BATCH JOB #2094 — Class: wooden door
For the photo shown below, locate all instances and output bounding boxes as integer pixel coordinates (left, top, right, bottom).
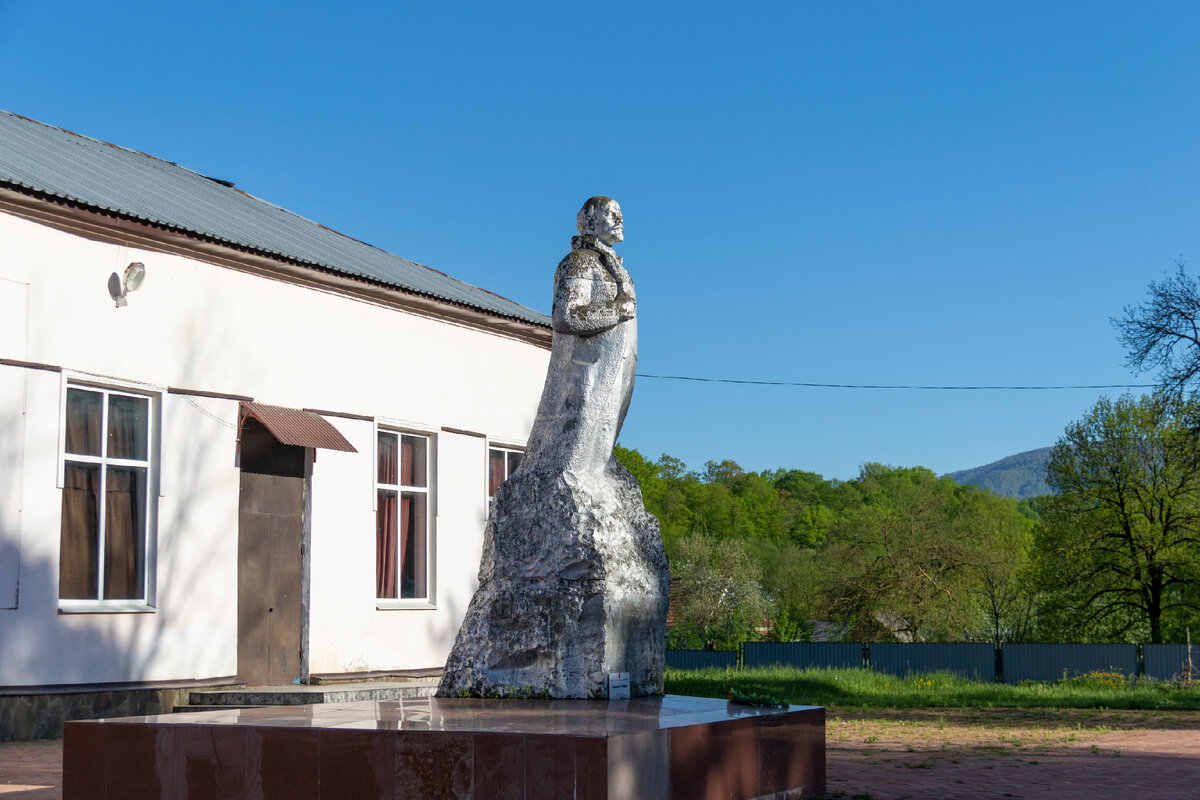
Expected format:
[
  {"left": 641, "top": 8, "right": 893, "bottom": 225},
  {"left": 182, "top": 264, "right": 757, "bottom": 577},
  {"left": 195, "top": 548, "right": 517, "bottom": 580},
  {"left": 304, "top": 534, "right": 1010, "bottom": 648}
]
[{"left": 237, "top": 418, "right": 306, "bottom": 686}]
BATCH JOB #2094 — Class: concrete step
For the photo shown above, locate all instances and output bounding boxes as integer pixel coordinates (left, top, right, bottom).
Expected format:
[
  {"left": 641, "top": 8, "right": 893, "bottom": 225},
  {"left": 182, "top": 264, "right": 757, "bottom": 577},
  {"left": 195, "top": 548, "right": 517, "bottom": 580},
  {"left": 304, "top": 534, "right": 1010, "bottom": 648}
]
[
  {"left": 308, "top": 668, "right": 442, "bottom": 686},
  {"left": 188, "top": 679, "right": 440, "bottom": 707},
  {"left": 172, "top": 704, "right": 259, "bottom": 713}
]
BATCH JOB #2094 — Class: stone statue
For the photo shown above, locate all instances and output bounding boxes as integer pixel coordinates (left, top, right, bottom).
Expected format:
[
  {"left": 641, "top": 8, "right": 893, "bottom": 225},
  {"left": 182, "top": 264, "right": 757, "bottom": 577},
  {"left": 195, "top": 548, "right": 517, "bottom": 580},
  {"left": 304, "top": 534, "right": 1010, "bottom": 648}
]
[
  {"left": 438, "top": 197, "right": 669, "bottom": 699},
  {"left": 524, "top": 196, "right": 637, "bottom": 473}
]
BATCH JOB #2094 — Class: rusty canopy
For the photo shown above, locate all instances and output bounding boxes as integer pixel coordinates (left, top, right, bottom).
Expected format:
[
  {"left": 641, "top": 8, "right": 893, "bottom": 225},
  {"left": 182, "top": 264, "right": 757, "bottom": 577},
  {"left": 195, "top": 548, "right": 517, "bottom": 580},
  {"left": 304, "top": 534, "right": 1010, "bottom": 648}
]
[{"left": 239, "top": 402, "right": 357, "bottom": 452}]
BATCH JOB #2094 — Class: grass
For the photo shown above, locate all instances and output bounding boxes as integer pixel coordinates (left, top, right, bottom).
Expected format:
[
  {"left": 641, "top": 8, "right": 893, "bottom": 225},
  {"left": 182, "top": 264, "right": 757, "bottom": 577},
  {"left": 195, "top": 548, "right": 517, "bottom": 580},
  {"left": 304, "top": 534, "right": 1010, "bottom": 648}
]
[{"left": 664, "top": 665, "right": 1200, "bottom": 711}]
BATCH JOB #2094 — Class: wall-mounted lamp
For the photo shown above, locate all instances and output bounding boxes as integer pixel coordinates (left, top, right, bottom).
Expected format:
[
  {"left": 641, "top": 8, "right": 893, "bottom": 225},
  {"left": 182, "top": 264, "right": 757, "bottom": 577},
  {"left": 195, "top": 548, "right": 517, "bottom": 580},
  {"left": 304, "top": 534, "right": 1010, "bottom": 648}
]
[{"left": 108, "top": 262, "right": 147, "bottom": 307}]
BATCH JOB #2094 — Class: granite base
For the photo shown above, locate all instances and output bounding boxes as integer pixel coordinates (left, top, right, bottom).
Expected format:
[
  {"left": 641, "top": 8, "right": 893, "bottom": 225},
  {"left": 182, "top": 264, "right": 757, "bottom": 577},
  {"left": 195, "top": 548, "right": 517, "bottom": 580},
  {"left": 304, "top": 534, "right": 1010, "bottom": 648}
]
[{"left": 63, "top": 694, "right": 825, "bottom": 799}]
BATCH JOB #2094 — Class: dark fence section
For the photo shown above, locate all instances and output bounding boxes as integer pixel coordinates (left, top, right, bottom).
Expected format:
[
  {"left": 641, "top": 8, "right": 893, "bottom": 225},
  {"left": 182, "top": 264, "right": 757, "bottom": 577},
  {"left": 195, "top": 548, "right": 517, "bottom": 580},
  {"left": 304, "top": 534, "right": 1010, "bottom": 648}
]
[
  {"left": 869, "top": 643, "right": 994, "bottom": 680},
  {"left": 1002, "top": 643, "right": 1138, "bottom": 684},
  {"left": 665, "top": 650, "right": 738, "bottom": 670},
  {"left": 667, "top": 640, "right": 1193, "bottom": 683},
  {"left": 743, "top": 642, "right": 864, "bottom": 670},
  {"left": 1143, "top": 644, "right": 1193, "bottom": 680}
]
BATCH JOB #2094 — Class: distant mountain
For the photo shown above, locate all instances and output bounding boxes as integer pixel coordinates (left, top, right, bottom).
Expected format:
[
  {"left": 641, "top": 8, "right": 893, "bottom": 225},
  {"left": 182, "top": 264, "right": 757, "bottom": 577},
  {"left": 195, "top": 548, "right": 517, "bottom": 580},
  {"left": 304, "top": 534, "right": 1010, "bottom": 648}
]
[{"left": 946, "top": 447, "right": 1054, "bottom": 500}]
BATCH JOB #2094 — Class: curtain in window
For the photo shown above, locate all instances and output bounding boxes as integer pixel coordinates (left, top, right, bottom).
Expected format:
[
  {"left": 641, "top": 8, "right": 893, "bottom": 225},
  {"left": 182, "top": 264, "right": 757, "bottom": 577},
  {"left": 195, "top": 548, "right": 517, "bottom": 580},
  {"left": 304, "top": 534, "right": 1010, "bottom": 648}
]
[
  {"left": 400, "top": 492, "right": 426, "bottom": 598},
  {"left": 376, "top": 489, "right": 398, "bottom": 598},
  {"left": 64, "top": 389, "right": 102, "bottom": 456},
  {"left": 488, "top": 450, "right": 505, "bottom": 496},
  {"left": 104, "top": 466, "right": 145, "bottom": 599},
  {"left": 378, "top": 432, "right": 397, "bottom": 485},
  {"left": 60, "top": 463, "right": 100, "bottom": 599},
  {"left": 107, "top": 395, "right": 148, "bottom": 460},
  {"left": 400, "top": 493, "right": 413, "bottom": 596},
  {"left": 401, "top": 435, "right": 427, "bottom": 487}
]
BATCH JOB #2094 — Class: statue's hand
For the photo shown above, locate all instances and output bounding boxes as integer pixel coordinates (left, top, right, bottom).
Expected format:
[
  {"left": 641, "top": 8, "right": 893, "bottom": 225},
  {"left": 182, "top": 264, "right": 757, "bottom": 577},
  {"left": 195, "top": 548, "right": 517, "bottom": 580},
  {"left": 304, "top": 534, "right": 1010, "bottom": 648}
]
[{"left": 613, "top": 291, "right": 636, "bottom": 322}]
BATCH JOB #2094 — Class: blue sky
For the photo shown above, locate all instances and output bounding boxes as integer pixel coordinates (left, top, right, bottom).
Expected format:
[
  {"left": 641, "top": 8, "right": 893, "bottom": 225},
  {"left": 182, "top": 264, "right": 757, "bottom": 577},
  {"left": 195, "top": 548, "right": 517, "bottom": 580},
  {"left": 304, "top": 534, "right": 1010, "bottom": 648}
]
[{"left": 3, "top": 1, "right": 1197, "bottom": 480}]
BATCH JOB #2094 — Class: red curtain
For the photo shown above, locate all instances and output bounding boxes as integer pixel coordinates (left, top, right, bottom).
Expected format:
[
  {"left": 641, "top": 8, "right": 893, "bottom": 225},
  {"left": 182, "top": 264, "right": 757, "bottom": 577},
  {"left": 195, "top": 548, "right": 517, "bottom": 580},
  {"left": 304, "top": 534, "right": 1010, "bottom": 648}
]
[
  {"left": 400, "top": 435, "right": 427, "bottom": 487},
  {"left": 399, "top": 494, "right": 412, "bottom": 596},
  {"left": 379, "top": 432, "right": 429, "bottom": 599},
  {"left": 376, "top": 489, "right": 398, "bottom": 598},
  {"left": 400, "top": 492, "right": 427, "bottom": 598},
  {"left": 488, "top": 450, "right": 505, "bottom": 496},
  {"left": 378, "top": 433, "right": 397, "bottom": 485}
]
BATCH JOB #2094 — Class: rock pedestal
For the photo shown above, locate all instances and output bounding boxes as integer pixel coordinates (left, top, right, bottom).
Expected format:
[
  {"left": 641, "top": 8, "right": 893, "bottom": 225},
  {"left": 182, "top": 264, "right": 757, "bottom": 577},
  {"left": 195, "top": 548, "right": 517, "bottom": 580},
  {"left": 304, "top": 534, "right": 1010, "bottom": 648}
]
[{"left": 438, "top": 458, "right": 668, "bottom": 698}]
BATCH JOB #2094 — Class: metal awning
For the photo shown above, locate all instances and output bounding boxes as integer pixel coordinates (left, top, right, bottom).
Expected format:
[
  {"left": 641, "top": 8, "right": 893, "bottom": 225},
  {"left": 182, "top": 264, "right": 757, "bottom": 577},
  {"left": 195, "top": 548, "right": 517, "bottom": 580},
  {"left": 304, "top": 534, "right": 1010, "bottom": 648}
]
[{"left": 239, "top": 402, "right": 357, "bottom": 452}]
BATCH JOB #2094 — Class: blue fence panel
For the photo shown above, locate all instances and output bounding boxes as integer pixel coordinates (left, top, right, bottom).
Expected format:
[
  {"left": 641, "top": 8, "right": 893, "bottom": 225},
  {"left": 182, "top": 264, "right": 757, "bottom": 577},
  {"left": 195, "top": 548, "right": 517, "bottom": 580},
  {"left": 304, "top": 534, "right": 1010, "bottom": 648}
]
[
  {"left": 743, "top": 642, "right": 863, "bottom": 669},
  {"left": 1002, "top": 644, "right": 1138, "bottom": 684},
  {"left": 1143, "top": 644, "right": 1193, "bottom": 680},
  {"left": 665, "top": 650, "right": 738, "bottom": 670},
  {"left": 869, "top": 643, "right": 995, "bottom": 680}
]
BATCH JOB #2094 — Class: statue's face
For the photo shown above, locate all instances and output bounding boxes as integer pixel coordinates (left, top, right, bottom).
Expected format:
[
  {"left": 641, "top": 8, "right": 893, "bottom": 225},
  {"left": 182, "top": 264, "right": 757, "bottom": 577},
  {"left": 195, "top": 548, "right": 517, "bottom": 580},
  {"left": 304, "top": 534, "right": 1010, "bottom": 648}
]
[{"left": 594, "top": 201, "right": 624, "bottom": 245}]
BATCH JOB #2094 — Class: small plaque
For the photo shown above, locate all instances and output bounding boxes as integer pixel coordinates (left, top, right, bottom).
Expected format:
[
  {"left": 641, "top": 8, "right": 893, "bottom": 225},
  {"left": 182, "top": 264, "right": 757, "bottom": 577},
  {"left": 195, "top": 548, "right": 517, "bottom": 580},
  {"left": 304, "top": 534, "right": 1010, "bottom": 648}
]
[{"left": 608, "top": 672, "right": 630, "bottom": 700}]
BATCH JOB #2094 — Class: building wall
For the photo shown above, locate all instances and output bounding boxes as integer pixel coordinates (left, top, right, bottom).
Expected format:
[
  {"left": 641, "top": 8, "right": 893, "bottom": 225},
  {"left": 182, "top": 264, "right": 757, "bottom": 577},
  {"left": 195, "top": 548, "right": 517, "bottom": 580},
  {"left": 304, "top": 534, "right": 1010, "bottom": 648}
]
[{"left": 0, "top": 210, "right": 550, "bottom": 687}]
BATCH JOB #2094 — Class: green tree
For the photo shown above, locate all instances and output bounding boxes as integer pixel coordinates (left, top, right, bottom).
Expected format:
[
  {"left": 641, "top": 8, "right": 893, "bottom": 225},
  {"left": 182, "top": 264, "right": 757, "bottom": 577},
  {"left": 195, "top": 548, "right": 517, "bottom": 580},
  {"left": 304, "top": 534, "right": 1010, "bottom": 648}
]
[
  {"left": 1039, "top": 393, "right": 1200, "bottom": 643},
  {"left": 820, "top": 465, "right": 1021, "bottom": 642},
  {"left": 613, "top": 444, "right": 664, "bottom": 516},
  {"left": 666, "top": 533, "right": 768, "bottom": 650},
  {"left": 768, "top": 469, "right": 839, "bottom": 547},
  {"left": 965, "top": 489, "right": 1038, "bottom": 645},
  {"left": 753, "top": 539, "right": 819, "bottom": 641}
]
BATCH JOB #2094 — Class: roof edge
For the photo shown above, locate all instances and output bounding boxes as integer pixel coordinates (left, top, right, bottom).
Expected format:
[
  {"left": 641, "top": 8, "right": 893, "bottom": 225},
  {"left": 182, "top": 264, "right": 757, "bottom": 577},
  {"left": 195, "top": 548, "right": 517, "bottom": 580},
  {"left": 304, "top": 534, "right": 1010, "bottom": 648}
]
[{"left": 0, "top": 185, "right": 553, "bottom": 349}]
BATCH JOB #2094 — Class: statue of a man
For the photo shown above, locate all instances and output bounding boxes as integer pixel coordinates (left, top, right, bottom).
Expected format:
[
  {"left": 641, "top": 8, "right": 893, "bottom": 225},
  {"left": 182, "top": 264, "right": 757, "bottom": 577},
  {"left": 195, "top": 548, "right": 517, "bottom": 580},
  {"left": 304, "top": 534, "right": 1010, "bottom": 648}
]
[
  {"left": 521, "top": 196, "right": 639, "bottom": 475},
  {"left": 437, "top": 196, "right": 667, "bottom": 699}
]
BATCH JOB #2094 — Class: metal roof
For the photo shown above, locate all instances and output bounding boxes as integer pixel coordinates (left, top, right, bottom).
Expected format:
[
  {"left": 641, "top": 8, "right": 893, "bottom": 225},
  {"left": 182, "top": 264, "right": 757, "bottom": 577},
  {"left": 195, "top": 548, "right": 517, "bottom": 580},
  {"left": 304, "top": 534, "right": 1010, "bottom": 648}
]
[
  {"left": 0, "top": 110, "right": 549, "bottom": 328},
  {"left": 240, "top": 402, "right": 357, "bottom": 452}
]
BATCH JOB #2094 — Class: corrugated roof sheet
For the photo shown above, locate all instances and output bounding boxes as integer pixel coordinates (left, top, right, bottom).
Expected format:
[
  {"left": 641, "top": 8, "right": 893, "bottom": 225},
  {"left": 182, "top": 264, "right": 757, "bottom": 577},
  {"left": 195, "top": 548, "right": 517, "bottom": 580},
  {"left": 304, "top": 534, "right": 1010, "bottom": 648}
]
[
  {"left": 0, "top": 110, "right": 550, "bottom": 328},
  {"left": 240, "top": 402, "right": 357, "bottom": 452}
]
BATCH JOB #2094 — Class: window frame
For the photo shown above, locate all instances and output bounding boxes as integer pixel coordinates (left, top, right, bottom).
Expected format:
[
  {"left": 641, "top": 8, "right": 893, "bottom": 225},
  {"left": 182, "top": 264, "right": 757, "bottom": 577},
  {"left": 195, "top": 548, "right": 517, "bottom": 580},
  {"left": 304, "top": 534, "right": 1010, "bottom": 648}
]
[
  {"left": 487, "top": 442, "right": 524, "bottom": 500},
  {"left": 374, "top": 421, "right": 436, "bottom": 611},
  {"left": 57, "top": 375, "right": 160, "bottom": 613}
]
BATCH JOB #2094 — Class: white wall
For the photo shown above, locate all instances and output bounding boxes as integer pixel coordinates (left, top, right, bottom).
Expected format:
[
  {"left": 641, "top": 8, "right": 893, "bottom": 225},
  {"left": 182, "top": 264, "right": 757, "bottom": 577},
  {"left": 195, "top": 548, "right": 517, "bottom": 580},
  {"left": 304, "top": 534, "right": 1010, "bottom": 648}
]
[
  {"left": 0, "top": 277, "right": 28, "bottom": 609},
  {"left": 0, "top": 210, "right": 549, "bottom": 686},
  {"left": 305, "top": 424, "right": 492, "bottom": 674}
]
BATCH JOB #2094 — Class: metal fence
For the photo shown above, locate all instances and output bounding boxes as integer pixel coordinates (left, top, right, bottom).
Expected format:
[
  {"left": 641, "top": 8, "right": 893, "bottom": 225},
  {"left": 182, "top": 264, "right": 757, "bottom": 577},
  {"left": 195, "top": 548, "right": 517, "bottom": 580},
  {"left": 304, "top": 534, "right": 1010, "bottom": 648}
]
[
  {"left": 668, "top": 641, "right": 1194, "bottom": 683},
  {"left": 1143, "top": 644, "right": 1194, "bottom": 681},
  {"left": 869, "top": 642, "right": 995, "bottom": 680},
  {"left": 665, "top": 649, "right": 738, "bottom": 670},
  {"left": 1001, "top": 643, "right": 1138, "bottom": 684},
  {"left": 742, "top": 642, "right": 864, "bottom": 670}
]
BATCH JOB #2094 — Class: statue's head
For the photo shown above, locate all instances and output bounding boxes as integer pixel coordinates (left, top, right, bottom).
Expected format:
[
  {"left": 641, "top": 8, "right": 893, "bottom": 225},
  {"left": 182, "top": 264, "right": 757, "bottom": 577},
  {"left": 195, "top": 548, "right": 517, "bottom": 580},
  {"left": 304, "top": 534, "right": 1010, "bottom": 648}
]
[{"left": 577, "top": 196, "right": 623, "bottom": 245}]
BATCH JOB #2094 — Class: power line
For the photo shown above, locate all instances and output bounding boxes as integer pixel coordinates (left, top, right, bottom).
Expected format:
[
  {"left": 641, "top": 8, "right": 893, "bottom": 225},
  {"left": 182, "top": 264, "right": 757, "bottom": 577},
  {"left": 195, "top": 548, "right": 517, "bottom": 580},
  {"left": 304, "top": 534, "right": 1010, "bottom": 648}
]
[{"left": 636, "top": 373, "right": 1156, "bottom": 391}]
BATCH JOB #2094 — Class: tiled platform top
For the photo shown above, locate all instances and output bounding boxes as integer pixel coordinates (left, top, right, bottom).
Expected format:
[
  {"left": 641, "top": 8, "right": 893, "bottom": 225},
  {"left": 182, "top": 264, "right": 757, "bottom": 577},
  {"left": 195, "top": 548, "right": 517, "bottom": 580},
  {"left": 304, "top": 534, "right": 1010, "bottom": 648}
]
[{"left": 95, "top": 695, "right": 818, "bottom": 737}]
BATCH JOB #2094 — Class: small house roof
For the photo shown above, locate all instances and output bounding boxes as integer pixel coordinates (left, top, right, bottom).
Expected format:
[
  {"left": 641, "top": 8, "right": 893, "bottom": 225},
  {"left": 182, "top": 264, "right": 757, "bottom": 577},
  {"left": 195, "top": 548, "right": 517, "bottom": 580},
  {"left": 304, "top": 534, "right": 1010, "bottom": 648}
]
[
  {"left": 240, "top": 403, "right": 357, "bottom": 453},
  {"left": 0, "top": 110, "right": 550, "bottom": 328}
]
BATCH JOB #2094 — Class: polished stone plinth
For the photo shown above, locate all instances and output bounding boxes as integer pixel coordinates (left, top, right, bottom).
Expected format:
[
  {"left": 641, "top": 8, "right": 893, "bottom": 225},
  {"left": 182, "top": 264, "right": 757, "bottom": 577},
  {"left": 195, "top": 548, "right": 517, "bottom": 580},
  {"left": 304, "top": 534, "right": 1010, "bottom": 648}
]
[{"left": 63, "top": 694, "right": 825, "bottom": 799}]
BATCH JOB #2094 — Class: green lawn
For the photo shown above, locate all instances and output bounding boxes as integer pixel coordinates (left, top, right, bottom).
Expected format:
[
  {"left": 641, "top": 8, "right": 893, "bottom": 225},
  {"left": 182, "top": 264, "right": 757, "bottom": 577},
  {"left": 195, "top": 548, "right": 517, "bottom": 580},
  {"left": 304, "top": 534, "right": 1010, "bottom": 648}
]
[{"left": 664, "top": 666, "right": 1200, "bottom": 711}]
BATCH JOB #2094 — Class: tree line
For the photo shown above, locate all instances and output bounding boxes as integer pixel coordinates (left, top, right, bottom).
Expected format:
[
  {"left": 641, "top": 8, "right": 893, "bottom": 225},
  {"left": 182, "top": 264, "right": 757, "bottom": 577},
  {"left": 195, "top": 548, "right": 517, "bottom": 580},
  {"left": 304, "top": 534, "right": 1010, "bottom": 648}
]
[{"left": 621, "top": 263, "right": 1200, "bottom": 650}]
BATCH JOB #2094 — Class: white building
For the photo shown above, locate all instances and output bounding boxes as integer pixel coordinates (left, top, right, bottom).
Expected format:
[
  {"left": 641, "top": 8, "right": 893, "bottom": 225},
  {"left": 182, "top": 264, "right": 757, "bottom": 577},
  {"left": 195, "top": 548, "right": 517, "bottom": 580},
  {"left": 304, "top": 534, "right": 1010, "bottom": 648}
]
[{"left": 0, "top": 110, "right": 551, "bottom": 696}]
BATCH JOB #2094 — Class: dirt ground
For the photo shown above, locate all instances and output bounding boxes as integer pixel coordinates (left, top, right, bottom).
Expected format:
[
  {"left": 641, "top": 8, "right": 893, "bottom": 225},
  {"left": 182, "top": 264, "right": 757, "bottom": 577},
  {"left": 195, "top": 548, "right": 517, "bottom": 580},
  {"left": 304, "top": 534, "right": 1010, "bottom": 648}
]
[
  {"left": 1, "top": 708, "right": 1198, "bottom": 799},
  {"left": 824, "top": 707, "right": 1200, "bottom": 799},
  {"left": 0, "top": 740, "right": 59, "bottom": 799}
]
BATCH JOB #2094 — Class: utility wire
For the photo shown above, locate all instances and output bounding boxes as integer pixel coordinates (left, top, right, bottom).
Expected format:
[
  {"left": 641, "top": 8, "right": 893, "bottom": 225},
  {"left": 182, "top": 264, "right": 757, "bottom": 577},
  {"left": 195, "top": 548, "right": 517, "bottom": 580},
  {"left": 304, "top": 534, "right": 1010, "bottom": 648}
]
[{"left": 636, "top": 374, "right": 1155, "bottom": 391}]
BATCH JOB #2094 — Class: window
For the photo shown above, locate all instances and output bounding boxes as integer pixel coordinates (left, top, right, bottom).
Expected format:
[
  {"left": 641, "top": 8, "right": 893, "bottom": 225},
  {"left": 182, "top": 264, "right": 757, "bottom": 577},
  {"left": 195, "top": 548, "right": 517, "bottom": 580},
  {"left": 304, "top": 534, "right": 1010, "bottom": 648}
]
[
  {"left": 376, "top": 430, "right": 430, "bottom": 601},
  {"left": 488, "top": 445, "right": 523, "bottom": 498},
  {"left": 59, "top": 384, "right": 155, "bottom": 604}
]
